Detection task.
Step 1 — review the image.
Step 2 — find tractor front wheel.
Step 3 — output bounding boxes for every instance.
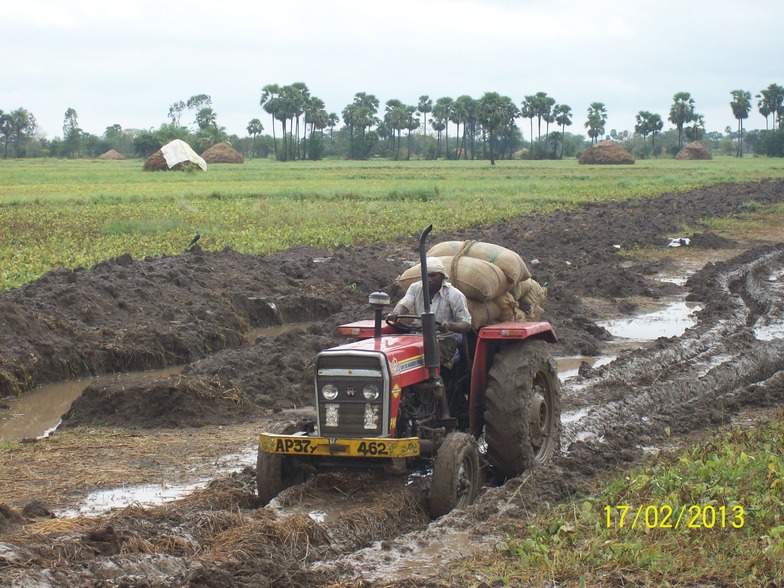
[429,431,480,519]
[256,421,308,506]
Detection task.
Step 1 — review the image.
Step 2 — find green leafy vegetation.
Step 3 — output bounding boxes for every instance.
[449,410,784,587]
[0,157,783,291]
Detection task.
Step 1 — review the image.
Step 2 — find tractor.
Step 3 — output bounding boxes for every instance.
[257,225,561,518]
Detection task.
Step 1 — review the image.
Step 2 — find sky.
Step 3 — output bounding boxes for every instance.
[5,0,783,142]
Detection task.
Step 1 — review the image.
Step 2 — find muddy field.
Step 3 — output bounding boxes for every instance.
[1,179,784,586]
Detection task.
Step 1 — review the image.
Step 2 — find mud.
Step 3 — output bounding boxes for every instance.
[1,179,783,586]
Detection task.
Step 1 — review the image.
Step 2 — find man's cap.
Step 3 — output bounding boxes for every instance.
[426,257,448,279]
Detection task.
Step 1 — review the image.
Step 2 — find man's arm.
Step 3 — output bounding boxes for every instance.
[438,286,472,334]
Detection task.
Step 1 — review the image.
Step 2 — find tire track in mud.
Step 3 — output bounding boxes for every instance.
[562,245,784,446]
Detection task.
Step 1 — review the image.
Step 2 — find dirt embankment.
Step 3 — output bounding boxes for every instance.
[0,179,783,587]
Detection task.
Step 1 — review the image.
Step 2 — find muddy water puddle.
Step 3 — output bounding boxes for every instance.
[58,445,259,518]
[598,299,702,341]
[753,267,784,341]
[0,366,184,443]
[0,321,318,444]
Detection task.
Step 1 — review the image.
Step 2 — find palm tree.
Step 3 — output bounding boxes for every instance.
[288,82,310,160]
[521,96,536,156]
[757,83,784,131]
[585,102,607,145]
[384,100,406,159]
[246,118,263,158]
[304,97,327,160]
[327,112,339,155]
[685,113,705,143]
[453,95,476,159]
[649,114,663,155]
[417,95,432,139]
[532,92,555,150]
[477,92,507,165]
[554,104,572,159]
[0,111,12,159]
[434,97,454,159]
[405,106,419,160]
[195,107,217,130]
[197,124,229,150]
[668,92,695,149]
[352,92,379,151]
[431,118,445,159]
[730,89,752,157]
[260,84,281,160]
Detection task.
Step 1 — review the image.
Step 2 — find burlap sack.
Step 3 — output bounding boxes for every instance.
[514,278,547,311]
[466,292,519,329]
[427,240,530,285]
[397,255,507,302]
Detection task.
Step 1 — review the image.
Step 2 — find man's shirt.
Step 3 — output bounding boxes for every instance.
[399,280,472,325]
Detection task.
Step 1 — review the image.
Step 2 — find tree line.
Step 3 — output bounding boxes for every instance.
[2,83,783,161]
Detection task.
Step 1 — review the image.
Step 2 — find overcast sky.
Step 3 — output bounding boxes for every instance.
[5,0,783,141]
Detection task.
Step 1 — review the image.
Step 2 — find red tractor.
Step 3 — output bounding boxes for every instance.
[257,226,561,518]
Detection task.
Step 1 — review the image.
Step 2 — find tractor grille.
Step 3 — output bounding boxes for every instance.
[316,351,389,438]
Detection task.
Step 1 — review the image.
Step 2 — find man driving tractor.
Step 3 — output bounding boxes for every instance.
[387,257,472,336]
[387,257,472,371]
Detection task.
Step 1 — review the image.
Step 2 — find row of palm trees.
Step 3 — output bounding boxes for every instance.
[256,83,584,163]
[252,82,784,162]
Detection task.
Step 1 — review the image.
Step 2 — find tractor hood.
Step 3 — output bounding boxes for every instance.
[325,325,429,388]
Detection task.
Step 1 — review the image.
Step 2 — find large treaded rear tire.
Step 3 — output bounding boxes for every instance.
[484,339,561,479]
[256,421,307,506]
[429,431,480,519]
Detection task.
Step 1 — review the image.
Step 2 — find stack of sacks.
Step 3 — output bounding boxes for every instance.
[396,240,548,329]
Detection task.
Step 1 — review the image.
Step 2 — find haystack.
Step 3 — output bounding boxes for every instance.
[676,141,712,160]
[98,149,125,160]
[202,142,244,164]
[578,140,635,165]
[143,139,207,172]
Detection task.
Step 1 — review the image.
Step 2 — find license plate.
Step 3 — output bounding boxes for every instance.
[259,434,420,458]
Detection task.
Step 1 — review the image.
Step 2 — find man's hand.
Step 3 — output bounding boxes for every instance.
[437,321,451,333]
[387,311,399,323]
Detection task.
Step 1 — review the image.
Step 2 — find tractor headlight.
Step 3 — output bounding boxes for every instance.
[322,384,339,400]
[362,383,380,400]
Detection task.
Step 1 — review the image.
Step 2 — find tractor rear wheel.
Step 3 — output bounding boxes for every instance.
[256,421,308,506]
[484,339,561,479]
[429,431,480,519]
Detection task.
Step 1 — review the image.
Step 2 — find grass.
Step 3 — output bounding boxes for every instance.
[445,409,784,587]
[1,156,783,290]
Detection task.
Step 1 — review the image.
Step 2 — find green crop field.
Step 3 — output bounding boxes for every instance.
[1,157,783,290]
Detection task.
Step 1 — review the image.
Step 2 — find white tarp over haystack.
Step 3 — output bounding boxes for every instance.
[161,139,207,171]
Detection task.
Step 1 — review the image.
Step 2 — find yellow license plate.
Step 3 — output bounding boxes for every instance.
[259,434,420,458]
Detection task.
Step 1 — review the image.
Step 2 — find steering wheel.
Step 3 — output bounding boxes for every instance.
[386,314,441,333]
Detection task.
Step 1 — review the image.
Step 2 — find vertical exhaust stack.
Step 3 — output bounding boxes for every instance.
[418,225,439,379]
[369,292,390,339]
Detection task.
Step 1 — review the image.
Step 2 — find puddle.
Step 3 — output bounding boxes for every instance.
[753,268,784,341]
[59,482,206,517]
[250,321,319,340]
[0,366,184,443]
[59,444,258,518]
[561,407,591,424]
[598,300,701,340]
[556,355,614,381]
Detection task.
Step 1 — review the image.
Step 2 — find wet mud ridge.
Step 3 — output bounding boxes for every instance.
[1,180,784,586]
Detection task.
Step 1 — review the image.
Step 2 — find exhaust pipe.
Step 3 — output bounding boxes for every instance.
[418,225,439,378]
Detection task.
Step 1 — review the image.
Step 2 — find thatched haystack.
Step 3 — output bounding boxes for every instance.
[676,141,713,160]
[578,140,635,165]
[98,149,125,160]
[202,142,244,164]
[143,139,207,172]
